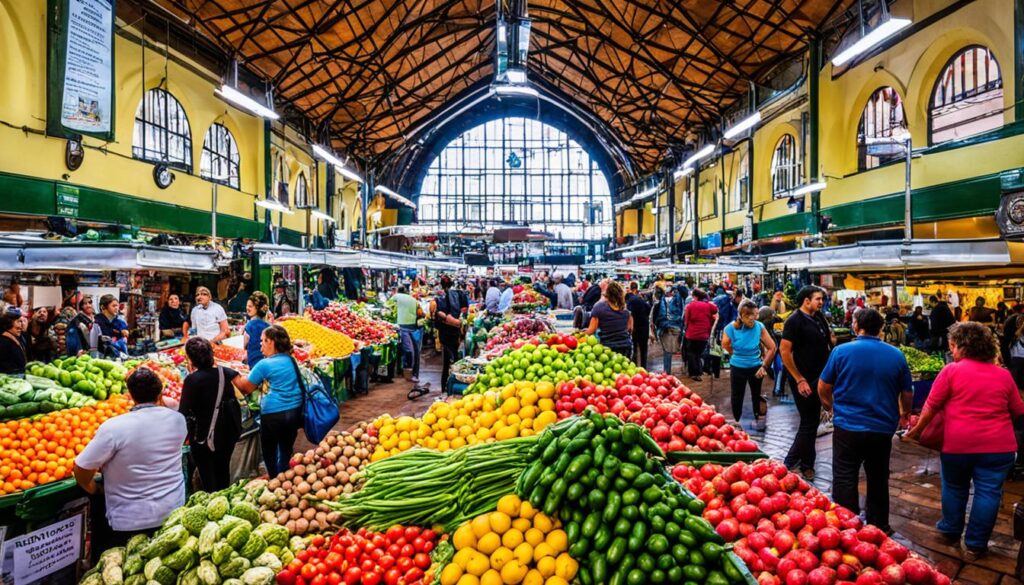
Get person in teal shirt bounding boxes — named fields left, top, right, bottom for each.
left=390, top=285, right=425, bottom=383
left=722, top=300, right=777, bottom=431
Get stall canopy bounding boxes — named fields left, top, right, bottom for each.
left=0, top=234, right=220, bottom=273
left=764, top=239, right=1022, bottom=273
left=254, top=244, right=464, bottom=272
left=583, top=260, right=764, bottom=276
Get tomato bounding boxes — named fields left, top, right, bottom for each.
left=399, top=545, right=415, bottom=559
left=386, top=526, right=405, bottom=542
left=327, top=573, right=342, bottom=585
left=370, top=548, right=384, bottom=562
left=343, top=567, right=362, bottom=585
left=404, top=526, right=420, bottom=541
left=311, top=574, right=327, bottom=585
left=297, top=551, right=311, bottom=563
left=379, top=555, right=396, bottom=570
left=394, top=537, right=407, bottom=548
left=363, top=571, right=383, bottom=585
left=421, top=529, right=436, bottom=542
left=325, top=553, right=343, bottom=570
left=345, top=546, right=361, bottom=562
left=301, top=564, right=319, bottom=580
left=384, top=568, right=402, bottom=585
left=277, top=570, right=297, bottom=585
left=413, top=553, right=431, bottom=570
left=396, top=557, right=413, bottom=574
left=289, top=559, right=305, bottom=574
left=361, top=560, right=376, bottom=573
left=405, top=567, right=424, bottom=583
left=337, top=535, right=354, bottom=548
left=420, top=541, right=434, bottom=554
left=315, top=563, right=329, bottom=576
left=312, top=535, right=327, bottom=548
left=372, top=534, right=387, bottom=549
left=362, top=540, right=376, bottom=554
left=387, top=544, right=401, bottom=557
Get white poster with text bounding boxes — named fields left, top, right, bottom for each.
left=60, top=0, right=114, bottom=134
left=10, top=514, right=82, bottom=584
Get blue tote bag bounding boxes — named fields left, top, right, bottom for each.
left=290, top=358, right=340, bottom=444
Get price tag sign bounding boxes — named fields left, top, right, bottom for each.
left=10, top=515, right=82, bottom=584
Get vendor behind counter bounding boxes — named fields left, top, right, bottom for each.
left=158, top=293, right=189, bottom=339
left=0, top=308, right=27, bottom=375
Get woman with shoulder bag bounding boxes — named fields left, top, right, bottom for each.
left=904, top=322, right=1024, bottom=560
left=722, top=300, right=777, bottom=431
left=180, top=337, right=243, bottom=491
left=233, top=325, right=304, bottom=476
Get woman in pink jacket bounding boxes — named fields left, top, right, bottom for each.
left=906, top=322, right=1024, bottom=559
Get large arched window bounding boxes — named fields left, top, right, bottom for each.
left=200, top=124, right=240, bottom=188
left=930, top=46, right=1003, bottom=144
left=418, top=117, right=613, bottom=241
left=770, top=135, right=800, bottom=196
left=732, top=152, right=749, bottom=211
left=133, top=88, right=192, bottom=171
left=294, top=173, right=309, bottom=208
left=273, top=154, right=289, bottom=206
left=858, top=87, right=908, bottom=170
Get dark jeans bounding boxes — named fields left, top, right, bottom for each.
left=832, top=426, right=893, bottom=529
left=440, top=335, right=460, bottom=393
left=938, top=452, right=1016, bottom=550
left=685, top=338, right=707, bottom=377
left=399, top=325, right=423, bottom=379
left=260, top=407, right=302, bottom=477
left=730, top=366, right=764, bottom=422
left=192, top=439, right=236, bottom=492
left=784, top=378, right=821, bottom=471
left=632, top=330, right=649, bottom=370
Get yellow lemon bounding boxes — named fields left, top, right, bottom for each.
left=535, top=557, right=556, bottom=578
left=518, top=406, right=537, bottom=421
left=479, top=569, right=503, bottom=585
left=501, top=385, right=516, bottom=400
left=513, top=542, right=534, bottom=565
left=535, top=381, right=555, bottom=398
left=502, top=529, right=524, bottom=550
left=523, top=569, right=545, bottom=585
left=466, top=551, right=491, bottom=577
left=489, top=547, right=514, bottom=571
left=501, top=397, right=521, bottom=415
left=532, top=512, right=554, bottom=533
left=494, top=425, right=518, bottom=441
left=445, top=427, right=459, bottom=440
left=455, top=575, right=479, bottom=585
left=497, top=494, right=521, bottom=517
left=476, top=532, right=501, bottom=555
left=500, top=560, right=528, bottom=585
left=554, top=553, right=578, bottom=580
left=423, top=412, right=438, bottom=425
left=519, top=389, right=538, bottom=406
left=475, top=427, right=492, bottom=441
left=537, top=398, right=555, bottom=412
left=451, top=436, right=467, bottom=449
left=545, top=530, right=567, bottom=554
left=438, top=440, right=451, bottom=451
left=505, top=413, right=522, bottom=426
left=518, top=500, right=537, bottom=520
left=511, top=518, right=531, bottom=533
left=440, top=563, right=463, bottom=585
left=534, top=411, right=558, bottom=430
left=524, top=528, right=545, bottom=547
left=543, top=578, right=568, bottom=585
left=479, top=411, right=498, bottom=428
left=488, top=511, right=512, bottom=534
left=531, top=543, right=555, bottom=562
left=454, top=548, right=475, bottom=569
left=453, top=523, right=477, bottom=550
left=471, top=514, right=493, bottom=538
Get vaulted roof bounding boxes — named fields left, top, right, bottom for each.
left=159, top=0, right=853, bottom=173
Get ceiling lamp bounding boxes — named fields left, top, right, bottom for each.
left=790, top=181, right=828, bottom=196
left=723, top=112, right=762, bottom=140
left=256, top=198, right=293, bottom=214
left=312, top=145, right=363, bottom=183
left=494, top=85, right=539, bottom=97
left=673, top=167, right=695, bottom=180
left=832, top=17, right=912, bottom=66
left=683, top=144, right=715, bottom=168
left=376, top=185, right=416, bottom=209
left=215, top=85, right=279, bottom=120
left=506, top=68, right=528, bottom=84
left=311, top=209, right=335, bottom=223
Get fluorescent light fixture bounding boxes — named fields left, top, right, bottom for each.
left=832, top=18, right=912, bottom=66
left=215, top=85, right=279, bottom=120
left=312, top=145, right=364, bottom=183
left=634, top=186, right=657, bottom=201
left=506, top=68, right=527, bottom=84
left=375, top=185, right=416, bottom=209
left=497, top=23, right=507, bottom=44
left=255, top=198, right=294, bottom=214
left=673, top=167, right=694, bottom=180
left=311, top=209, right=335, bottom=223
left=789, top=181, right=828, bottom=197
left=683, top=144, right=716, bottom=168
left=723, top=111, right=762, bottom=140
left=494, top=85, right=539, bottom=97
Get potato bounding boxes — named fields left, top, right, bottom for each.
left=312, top=480, right=324, bottom=492
left=325, top=451, right=338, bottom=462
left=316, top=468, right=328, bottom=479
left=303, top=507, right=316, bottom=521
left=288, top=507, right=301, bottom=520
left=314, top=489, right=328, bottom=500
left=322, top=476, right=335, bottom=487
left=352, top=428, right=364, bottom=440
left=344, top=435, right=356, bottom=445
left=268, top=479, right=281, bottom=490
left=294, top=518, right=309, bottom=534
left=326, top=465, right=337, bottom=475
left=342, top=446, right=355, bottom=457
left=277, top=509, right=290, bottom=523
left=282, top=481, right=293, bottom=491
left=303, top=453, right=314, bottom=465
left=347, top=466, right=358, bottom=476
left=327, top=511, right=340, bottom=524
left=315, top=511, right=328, bottom=524
left=293, top=465, right=306, bottom=476
left=345, top=456, right=357, bottom=467
left=285, top=519, right=296, bottom=534
left=285, top=494, right=299, bottom=508
left=308, top=520, right=320, bottom=533
left=337, top=471, right=350, bottom=484
left=342, top=483, right=353, bottom=494
left=296, top=482, right=311, bottom=496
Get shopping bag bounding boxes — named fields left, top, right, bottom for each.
left=291, top=358, right=340, bottom=444
left=918, top=410, right=945, bottom=451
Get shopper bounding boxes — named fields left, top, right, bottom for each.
left=233, top=325, right=304, bottom=477
left=930, top=295, right=956, bottom=350
left=683, top=289, right=718, bottom=382
left=587, top=280, right=633, bottom=359
left=722, top=300, right=777, bottom=431
left=180, top=337, right=243, bottom=492
left=626, top=282, right=651, bottom=368
left=580, top=278, right=603, bottom=311
left=780, top=285, right=834, bottom=480
left=26, top=307, right=57, bottom=363
left=393, top=284, right=425, bottom=383
left=713, top=289, right=736, bottom=339
left=905, top=322, right=1024, bottom=559
left=74, top=368, right=187, bottom=545
left=1001, top=305, right=1024, bottom=366
left=498, top=281, right=514, bottom=313
left=227, top=281, right=251, bottom=314
left=432, top=276, right=463, bottom=392
left=818, top=308, right=912, bottom=532
left=191, top=286, right=230, bottom=342
left=95, top=295, right=129, bottom=354
left=651, top=287, right=682, bottom=375
left=3, top=280, right=23, bottom=310
left=770, top=290, right=787, bottom=314
left=909, top=306, right=930, bottom=350
left=485, top=280, right=502, bottom=315
left=158, top=294, right=189, bottom=339
left=968, top=297, right=995, bottom=326
left=243, top=292, right=273, bottom=368
left=0, top=308, right=27, bottom=375
left=69, top=297, right=95, bottom=353
left=554, top=276, right=574, bottom=310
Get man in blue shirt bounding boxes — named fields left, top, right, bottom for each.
left=818, top=307, right=912, bottom=533
left=498, top=282, right=514, bottom=313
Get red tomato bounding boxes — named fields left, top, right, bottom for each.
left=420, top=541, right=434, bottom=554
left=362, top=540, right=376, bottom=554
left=387, top=544, right=401, bottom=558
left=379, top=555, right=396, bottom=570
left=400, top=545, right=415, bottom=559
left=297, top=551, right=311, bottom=563
left=421, top=528, right=436, bottom=541
left=361, top=560, right=376, bottom=573
left=386, top=526, right=405, bottom=542
left=277, top=570, right=297, bottom=585
left=363, top=571, right=382, bottom=585
left=325, top=553, right=343, bottom=570
left=288, top=560, right=304, bottom=574
left=372, top=534, right=387, bottom=549
left=396, top=557, right=413, bottom=574
left=343, top=567, right=361, bottom=585
left=315, top=563, right=329, bottom=576
left=345, top=546, right=361, bottom=563
left=404, top=526, right=421, bottom=541
left=384, top=568, right=402, bottom=585
left=327, top=573, right=342, bottom=585
left=413, top=553, right=431, bottom=570
left=370, top=548, right=384, bottom=562
left=337, top=535, right=354, bottom=548
left=405, top=568, right=424, bottom=583
left=311, top=535, right=327, bottom=548
left=311, top=574, right=327, bottom=585
left=301, top=565, right=319, bottom=580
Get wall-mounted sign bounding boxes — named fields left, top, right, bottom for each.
left=56, top=184, right=80, bottom=218
left=47, top=0, right=116, bottom=140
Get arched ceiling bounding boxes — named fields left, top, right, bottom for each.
left=158, top=0, right=854, bottom=174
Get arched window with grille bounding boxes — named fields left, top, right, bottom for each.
left=770, top=135, right=800, bottom=196
left=732, top=152, right=749, bottom=211
left=200, top=124, right=240, bottom=188
left=930, top=46, right=1003, bottom=144
left=294, top=173, right=309, bottom=208
left=858, top=87, right=908, bottom=170
left=132, top=89, right=192, bottom=171
left=273, top=154, right=290, bottom=206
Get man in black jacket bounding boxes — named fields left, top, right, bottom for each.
left=928, top=295, right=956, bottom=352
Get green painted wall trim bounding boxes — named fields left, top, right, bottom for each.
left=824, top=171, right=1006, bottom=230
left=756, top=213, right=813, bottom=238
left=0, top=170, right=304, bottom=244
left=1017, top=0, right=1024, bottom=121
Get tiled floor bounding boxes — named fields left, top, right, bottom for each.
left=303, top=344, right=1024, bottom=584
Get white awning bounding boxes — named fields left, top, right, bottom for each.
left=0, top=239, right=220, bottom=273
left=765, top=239, right=1014, bottom=272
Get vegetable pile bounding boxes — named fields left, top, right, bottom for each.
left=127, top=360, right=184, bottom=405
left=898, top=346, right=944, bottom=377
left=484, top=319, right=553, bottom=352
left=278, top=526, right=438, bottom=585
left=0, top=374, right=97, bottom=420
left=371, top=381, right=559, bottom=460
left=27, top=354, right=128, bottom=399
left=278, top=318, right=356, bottom=358
left=442, top=494, right=576, bottom=585
left=306, top=302, right=397, bottom=348
left=469, top=336, right=638, bottom=393
left=258, top=425, right=378, bottom=535
left=515, top=410, right=750, bottom=585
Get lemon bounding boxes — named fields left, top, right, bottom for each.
left=500, top=560, right=528, bottom=585
left=532, top=543, right=554, bottom=562
left=545, top=530, right=567, bottom=554
left=554, top=553, right=578, bottom=580
left=534, top=411, right=558, bottom=430
left=466, top=551, right=491, bottom=577
left=543, top=577, right=568, bottom=585
left=476, top=532, right=501, bottom=555
left=505, top=413, right=522, bottom=426
left=501, top=397, right=521, bottom=415
left=523, top=569, right=545, bottom=585
left=454, top=548, right=475, bottom=569
left=479, top=569, right=503, bottom=585
left=471, top=514, right=493, bottom=539
left=456, top=573, right=480, bottom=585
left=438, top=440, right=451, bottom=451
left=513, top=542, right=534, bottom=565
left=489, top=547, right=514, bottom=571
left=453, top=523, right=478, bottom=550
left=479, top=411, right=498, bottom=428
left=497, top=494, right=521, bottom=517
left=501, top=529, right=524, bottom=549
left=535, top=381, right=555, bottom=398
left=423, top=412, right=438, bottom=425
left=518, top=406, right=537, bottom=420
left=524, top=528, right=545, bottom=547
left=494, top=425, right=518, bottom=441
left=532, top=512, right=554, bottom=533
left=511, top=518, right=531, bottom=533
left=537, top=398, right=555, bottom=412
left=445, top=427, right=459, bottom=440
left=518, top=500, right=537, bottom=520
left=488, top=511, right=512, bottom=534
left=451, top=436, right=466, bottom=449
left=536, top=556, right=556, bottom=578
left=440, top=563, right=464, bottom=585
left=519, top=388, right=539, bottom=406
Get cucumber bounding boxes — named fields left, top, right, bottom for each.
left=602, top=491, right=622, bottom=524
left=606, top=537, right=627, bottom=564
left=566, top=453, right=592, bottom=481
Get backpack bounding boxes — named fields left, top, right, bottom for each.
left=289, top=358, right=339, bottom=444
